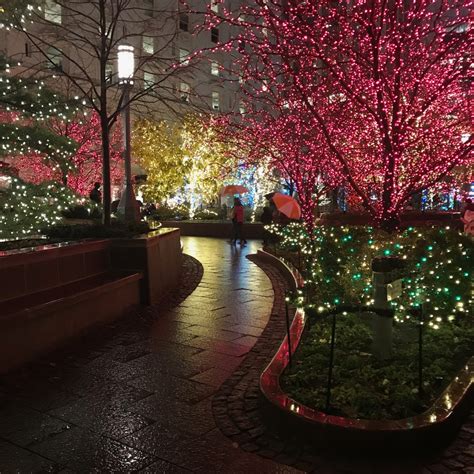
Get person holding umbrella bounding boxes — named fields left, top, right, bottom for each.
left=221, top=185, right=249, bottom=246
left=231, top=197, right=247, bottom=246
left=267, top=192, right=302, bottom=224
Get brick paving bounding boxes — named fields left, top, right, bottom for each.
left=0, top=236, right=471, bottom=473
left=0, top=237, right=300, bottom=473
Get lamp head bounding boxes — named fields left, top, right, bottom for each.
left=117, top=44, right=134, bottom=85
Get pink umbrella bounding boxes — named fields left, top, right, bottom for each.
left=221, top=184, right=249, bottom=196
left=272, top=193, right=301, bottom=219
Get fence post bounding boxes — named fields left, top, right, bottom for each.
left=325, top=312, right=337, bottom=412
left=418, top=306, right=424, bottom=396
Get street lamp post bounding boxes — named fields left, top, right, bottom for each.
left=117, top=44, right=139, bottom=223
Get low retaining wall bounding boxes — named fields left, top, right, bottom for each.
left=320, top=211, right=462, bottom=228
left=258, top=250, right=473, bottom=449
left=0, top=228, right=182, bottom=372
left=161, top=220, right=264, bottom=239
left=112, top=228, right=182, bottom=305
left=0, top=273, right=141, bottom=373
left=0, top=239, right=112, bottom=301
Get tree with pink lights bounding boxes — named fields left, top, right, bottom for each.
left=49, top=113, right=124, bottom=196
left=209, top=0, right=472, bottom=230
left=232, top=107, right=336, bottom=229
left=8, top=112, right=123, bottom=196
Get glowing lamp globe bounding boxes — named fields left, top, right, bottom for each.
left=117, top=45, right=134, bottom=84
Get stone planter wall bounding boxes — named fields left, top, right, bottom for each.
left=160, top=220, right=264, bottom=239
left=0, top=228, right=182, bottom=372
left=111, top=228, right=182, bottom=305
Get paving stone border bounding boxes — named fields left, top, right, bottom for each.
left=212, top=254, right=474, bottom=473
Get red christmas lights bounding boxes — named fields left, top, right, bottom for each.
left=3, top=112, right=123, bottom=196
left=207, top=0, right=473, bottom=230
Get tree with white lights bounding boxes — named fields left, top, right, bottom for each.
left=2, top=0, right=207, bottom=224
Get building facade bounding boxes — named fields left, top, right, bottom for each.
left=1, top=0, right=241, bottom=121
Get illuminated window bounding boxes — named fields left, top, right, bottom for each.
left=212, top=91, right=220, bottom=110
left=180, top=82, right=190, bottom=102
left=46, top=46, right=62, bottom=70
left=239, top=101, right=245, bottom=114
left=210, top=0, right=219, bottom=13
left=44, top=0, right=61, bottom=24
left=179, top=48, right=189, bottom=66
left=143, top=36, right=154, bottom=54
left=211, top=61, right=219, bottom=76
left=105, top=63, right=113, bottom=83
left=144, top=72, right=155, bottom=88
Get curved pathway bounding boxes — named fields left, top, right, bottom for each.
left=1, top=237, right=471, bottom=473
left=0, top=237, right=300, bottom=473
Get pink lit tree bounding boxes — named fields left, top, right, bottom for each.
left=208, top=0, right=472, bottom=230
left=49, top=113, right=124, bottom=196
left=230, top=107, right=338, bottom=229
left=8, top=112, right=123, bottom=196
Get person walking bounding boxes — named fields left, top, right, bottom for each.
left=89, top=182, right=101, bottom=204
left=461, top=199, right=474, bottom=236
left=231, top=197, right=247, bottom=245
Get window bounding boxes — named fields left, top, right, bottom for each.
left=239, top=101, right=245, bottom=115
left=44, top=0, right=61, bottom=24
left=144, top=0, right=154, bottom=17
left=179, top=82, right=190, bottom=102
left=24, top=42, right=30, bottom=57
left=210, top=0, right=219, bottom=13
left=143, top=36, right=154, bottom=54
left=46, top=46, right=62, bottom=70
left=179, top=13, right=189, bottom=32
left=212, top=91, right=219, bottom=110
left=211, top=61, right=219, bottom=76
left=144, top=72, right=155, bottom=88
left=105, top=63, right=113, bottom=83
left=211, top=27, right=219, bottom=43
left=179, top=48, right=189, bottom=66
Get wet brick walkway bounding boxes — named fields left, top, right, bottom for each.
left=0, top=237, right=300, bottom=473
left=0, top=237, right=472, bottom=473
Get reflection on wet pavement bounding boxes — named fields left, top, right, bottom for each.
left=0, top=237, right=302, bottom=473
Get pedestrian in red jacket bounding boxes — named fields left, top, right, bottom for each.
left=231, top=197, right=247, bottom=245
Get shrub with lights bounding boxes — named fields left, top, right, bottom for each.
left=0, top=177, right=83, bottom=241
left=0, top=54, right=124, bottom=239
left=269, top=223, right=473, bottom=419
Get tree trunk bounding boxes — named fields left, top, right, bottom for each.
left=100, top=114, right=111, bottom=226
left=99, top=0, right=111, bottom=226
left=377, top=209, right=401, bottom=233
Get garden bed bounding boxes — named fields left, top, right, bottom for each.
left=275, top=224, right=473, bottom=419
left=259, top=243, right=473, bottom=447
left=282, top=310, right=472, bottom=420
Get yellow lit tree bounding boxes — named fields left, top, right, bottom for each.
left=133, top=115, right=235, bottom=216
left=180, top=115, right=235, bottom=217
left=132, top=119, right=186, bottom=204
